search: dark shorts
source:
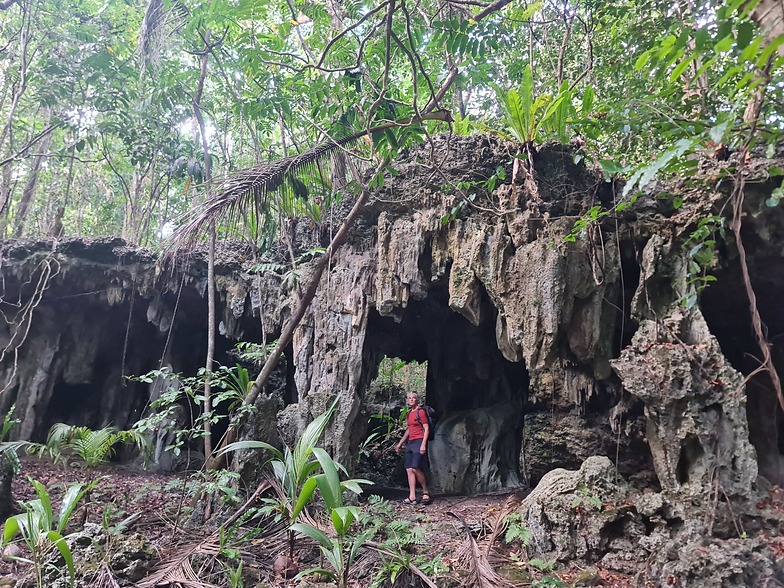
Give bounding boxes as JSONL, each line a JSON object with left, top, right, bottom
{"left": 404, "top": 439, "right": 426, "bottom": 469}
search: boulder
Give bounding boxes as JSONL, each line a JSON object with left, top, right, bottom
{"left": 516, "top": 456, "right": 645, "bottom": 563}
{"left": 429, "top": 404, "right": 521, "bottom": 494}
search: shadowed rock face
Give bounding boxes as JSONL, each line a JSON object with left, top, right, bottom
{"left": 1, "top": 136, "right": 782, "bottom": 510}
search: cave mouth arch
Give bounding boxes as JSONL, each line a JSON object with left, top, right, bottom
{"left": 362, "top": 286, "right": 529, "bottom": 494}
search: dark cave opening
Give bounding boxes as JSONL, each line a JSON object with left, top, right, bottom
{"left": 40, "top": 382, "right": 102, "bottom": 440}
{"left": 34, "top": 289, "right": 269, "bottom": 461}
{"left": 676, "top": 435, "right": 705, "bottom": 484}
{"left": 701, "top": 251, "right": 784, "bottom": 486}
{"left": 616, "top": 243, "right": 642, "bottom": 352}
{"left": 363, "top": 285, "right": 529, "bottom": 493}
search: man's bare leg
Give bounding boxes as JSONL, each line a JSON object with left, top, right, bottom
{"left": 406, "top": 468, "right": 418, "bottom": 502}
{"left": 413, "top": 468, "right": 429, "bottom": 499}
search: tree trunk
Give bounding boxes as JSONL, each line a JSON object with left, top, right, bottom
{"left": 193, "top": 29, "right": 215, "bottom": 462}
{"left": 12, "top": 118, "right": 52, "bottom": 237}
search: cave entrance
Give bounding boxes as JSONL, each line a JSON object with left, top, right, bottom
{"left": 701, "top": 253, "right": 784, "bottom": 487}
{"left": 363, "top": 287, "right": 529, "bottom": 494}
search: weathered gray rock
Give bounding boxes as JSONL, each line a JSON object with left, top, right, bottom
{"left": 640, "top": 537, "right": 783, "bottom": 588}
{"left": 429, "top": 404, "right": 521, "bottom": 494}
{"left": 612, "top": 236, "right": 758, "bottom": 508}
{"left": 516, "top": 456, "right": 645, "bottom": 562}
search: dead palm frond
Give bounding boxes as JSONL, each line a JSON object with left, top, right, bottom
{"left": 136, "top": 539, "right": 223, "bottom": 588}
{"left": 485, "top": 492, "right": 524, "bottom": 556}
{"left": 93, "top": 563, "right": 121, "bottom": 588}
{"left": 449, "top": 511, "right": 514, "bottom": 588}
{"left": 166, "top": 109, "right": 454, "bottom": 253}
{"left": 167, "top": 132, "right": 362, "bottom": 253}
{"left": 139, "top": 480, "right": 276, "bottom": 588}
{"left": 138, "top": 0, "right": 189, "bottom": 75}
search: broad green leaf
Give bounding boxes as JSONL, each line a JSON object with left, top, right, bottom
{"left": 59, "top": 480, "right": 97, "bottom": 533}
{"left": 47, "top": 531, "right": 75, "bottom": 586}
{"left": 599, "top": 159, "right": 626, "bottom": 176}
{"left": 694, "top": 28, "right": 710, "bottom": 51}
{"left": 709, "top": 118, "right": 731, "bottom": 144}
{"left": 291, "top": 522, "right": 333, "bottom": 549}
{"left": 581, "top": 86, "right": 594, "bottom": 117}
{"left": 291, "top": 477, "right": 318, "bottom": 522}
{"left": 30, "top": 479, "right": 53, "bottom": 521}
{"left": 756, "top": 35, "right": 784, "bottom": 67}
{"left": 741, "top": 36, "right": 764, "bottom": 62}
{"left": 294, "top": 567, "right": 336, "bottom": 582}
{"left": 313, "top": 448, "right": 342, "bottom": 510}
{"left": 218, "top": 440, "right": 283, "bottom": 461}
{"left": 736, "top": 22, "right": 755, "bottom": 49}
{"left": 669, "top": 54, "right": 696, "bottom": 82}
{"left": 341, "top": 479, "right": 371, "bottom": 495}
{"left": 292, "top": 396, "right": 339, "bottom": 482}
{"left": 714, "top": 34, "right": 734, "bottom": 54}
{"left": 330, "top": 506, "right": 358, "bottom": 536}
{"left": 2, "top": 515, "right": 22, "bottom": 544}
{"left": 634, "top": 50, "right": 651, "bottom": 70}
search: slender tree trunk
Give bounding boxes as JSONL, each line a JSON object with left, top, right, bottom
{"left": 13, "top": 116, "right": 52, "bottom": 237}
{"left": 0, "top": 163, "right": 13, "bottom": 236}
{"left": 193, "top": 29, "right": 215, "bottom": 462}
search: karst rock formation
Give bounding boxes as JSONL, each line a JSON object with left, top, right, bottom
{"left": 2, "top": 135, "right": 783, "bottom": 584}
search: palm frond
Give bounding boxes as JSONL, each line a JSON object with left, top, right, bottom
{"left": 485, "top": 493, "right": 524, "bottom": 556}
{"left": 167, "top": 133, "right": 362, "bottom": 253}
{"left": 166, "top": 109, "right": 454, "bottom": 253}
{"left": 94, "top": 563, "right": 121, "bottom": 588}
{"left": 72, "top": 426, "right": 118, "bottom": 466}
{"left": 138, "top": 0, "right": 189, "bottom": 75}
{"left": 449, "top": 511, "right": 514, "bottom": 588}
{"left": 136, "top": 540, "right": 223, "bottom": 588}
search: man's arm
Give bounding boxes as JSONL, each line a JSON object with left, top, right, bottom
{"left": 395, "top": 429, "right": 410, "bottom": 452}
{"left": 420, "top": 423, "right": 429, "bottom": 454}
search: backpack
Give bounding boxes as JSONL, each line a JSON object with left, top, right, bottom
{"left": 415, "top": 405, "right": 438, "bottom": 440}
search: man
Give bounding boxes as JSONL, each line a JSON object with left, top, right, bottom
{"left": 395, "top": 392, "right": 431, "bottom": 505}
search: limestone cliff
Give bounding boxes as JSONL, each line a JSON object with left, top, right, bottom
{"left": 1, "top": 135, "right": 782, "bottom": 511}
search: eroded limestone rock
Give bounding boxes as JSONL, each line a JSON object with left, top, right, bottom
{"left": 612, "top": 235, "right": 757, "bottom": 506}
{"left": 516, "top": 456, "right": 644, "bottom": 562}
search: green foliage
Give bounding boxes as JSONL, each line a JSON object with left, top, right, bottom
{"left": 529, "top": 558, "right": 557, "bottom": 573}
{"left": 191, "top": 469, "right": 243, "bottom": 507}
{"left": 501, "top": 512, "right": 532, "bottom": 547}
{"left": 681, "top": 215, "right": 725, "bottom": 309}
{"left": 249, "top": 247, "right": 327, "bottom": 293}
{"left": 571, "top": 485, "right": 603, "bottom": 511}
{"left": 289, "top": 439, "right": 372, "bottom": 587}
{"left": 220, "top": 396, "right": 370, "bottom": 566}
{"left": 131, "top": 366, "right": 256, "bottom": 457}
{"left": 234, "top": 341, "right": 274, "bottom": 365}
{"left": 27, "top": 424, "right": 150, "bottom": 468}
{"left": 0, "top": 405, "right": 24, "bottom": 474}
{"left": 2, "top": 478, "right": 96, "bottom": 588}
{"left": 372, "top": 357, "right": 428, "bottom": 393}
{"left": 493, "top": 66, "right": 575, "bottom": 145}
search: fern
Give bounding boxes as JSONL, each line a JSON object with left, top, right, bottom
{"left": 529, "top": 558, "right": 556, "bottom": 573}
{"left": 502, "top": 513, "right": 532, "bottom": 547}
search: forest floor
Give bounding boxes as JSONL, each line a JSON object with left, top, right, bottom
{"left": 0, "top": 457, "right": 639, "bottom": 587}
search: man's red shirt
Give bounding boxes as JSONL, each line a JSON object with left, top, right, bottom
{"left": 406, "top": 407, "right": 429, "bottom": 441}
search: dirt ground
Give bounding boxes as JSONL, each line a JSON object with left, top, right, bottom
{"left": 0, "top": 457, "right": 638, "bottom": 587}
